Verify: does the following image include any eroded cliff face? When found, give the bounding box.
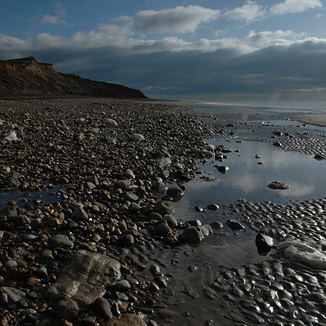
[0,57,147,98]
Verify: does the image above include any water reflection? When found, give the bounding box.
[199,139,325,204]
[173,138,326,226]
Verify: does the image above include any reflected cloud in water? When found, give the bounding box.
[175,138,325,220]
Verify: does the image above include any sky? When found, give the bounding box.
[1,0,326,101]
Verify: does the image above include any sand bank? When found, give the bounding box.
[291,113,326,127]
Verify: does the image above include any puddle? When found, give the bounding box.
[0,185,63,210]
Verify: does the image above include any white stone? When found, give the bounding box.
[277,240,326,269]
[130,133,145,141]
[105,118,118,127]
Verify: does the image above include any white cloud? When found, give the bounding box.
[245,30,304,46]
[270,0,322,15]
[116,5,220,34]
[31,2,67,25]
[38,14,67,25]
[223,1,265,23]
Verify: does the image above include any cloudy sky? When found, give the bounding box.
[1,0,326,101]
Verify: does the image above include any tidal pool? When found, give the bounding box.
[170,134,326,268]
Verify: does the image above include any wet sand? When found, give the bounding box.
[290,113,326,127]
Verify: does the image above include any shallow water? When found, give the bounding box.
[174,137,326,221]
[171,119,326,269]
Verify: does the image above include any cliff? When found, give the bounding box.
[0,57,147,98]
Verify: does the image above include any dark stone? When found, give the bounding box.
[119,234,135,247]
[182,225,212,244]
[155,223,172,236]
[94,297,112,320]
[268,181,290,190]
[214,165,229,174]
[114,280,131,292]
[314,154,325,160]
[166,186,183,198]
[255,233,276,255]
[273,141,282,147]
[226,219,245,230]
[153,201,175,215]
[48,234,74,249]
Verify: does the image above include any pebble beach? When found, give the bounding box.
[0,97,326,326]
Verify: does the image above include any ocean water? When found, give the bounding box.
[197,99,326,114]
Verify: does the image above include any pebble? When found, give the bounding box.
[207,203,219,211]
[1,99,326,326]
[94,297,113,320]
[48,234,74,249]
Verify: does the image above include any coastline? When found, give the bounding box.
[1,97,326,325]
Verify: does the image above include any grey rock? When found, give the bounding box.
[94,297,112,320]
[53,297,82,320]
[273,141,282,147]
[166,186,183,198]
[105,118,118,127]
[73,205,89,220]
[5,130,18,142]
[115,179,131,189]
[85,181,96,189]
[162,214,178,227]
[4,260,18,269]
[129,202,141,211]
[47,250,121,319]
[0,287,26,304]
[156,157,172,169]
[277,240,326,269]
[148,212,162,221]
[0,205,17,221]
[123,191,139,202]
[88,175,99,186]
[314,154,324,160]
[7,177,21,187]
[73,132,85,142]
[119,234,135,247]
[48,234,74,249]
[186,219,202,226]
[124,169,135,179]
[130,133,145,141]
[182,225,212,244]
[154,201,175,215]
[152,181,168,194]
[115,280,131,292]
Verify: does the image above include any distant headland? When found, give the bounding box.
[0,57,147,98]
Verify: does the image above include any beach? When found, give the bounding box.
[0,97,326,326]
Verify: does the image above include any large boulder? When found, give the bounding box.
[46,250,121,320]
[277,240,326,269]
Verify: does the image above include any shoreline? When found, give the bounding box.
[0,97,326,325]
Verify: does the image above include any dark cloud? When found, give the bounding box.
[1,21,326,100]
